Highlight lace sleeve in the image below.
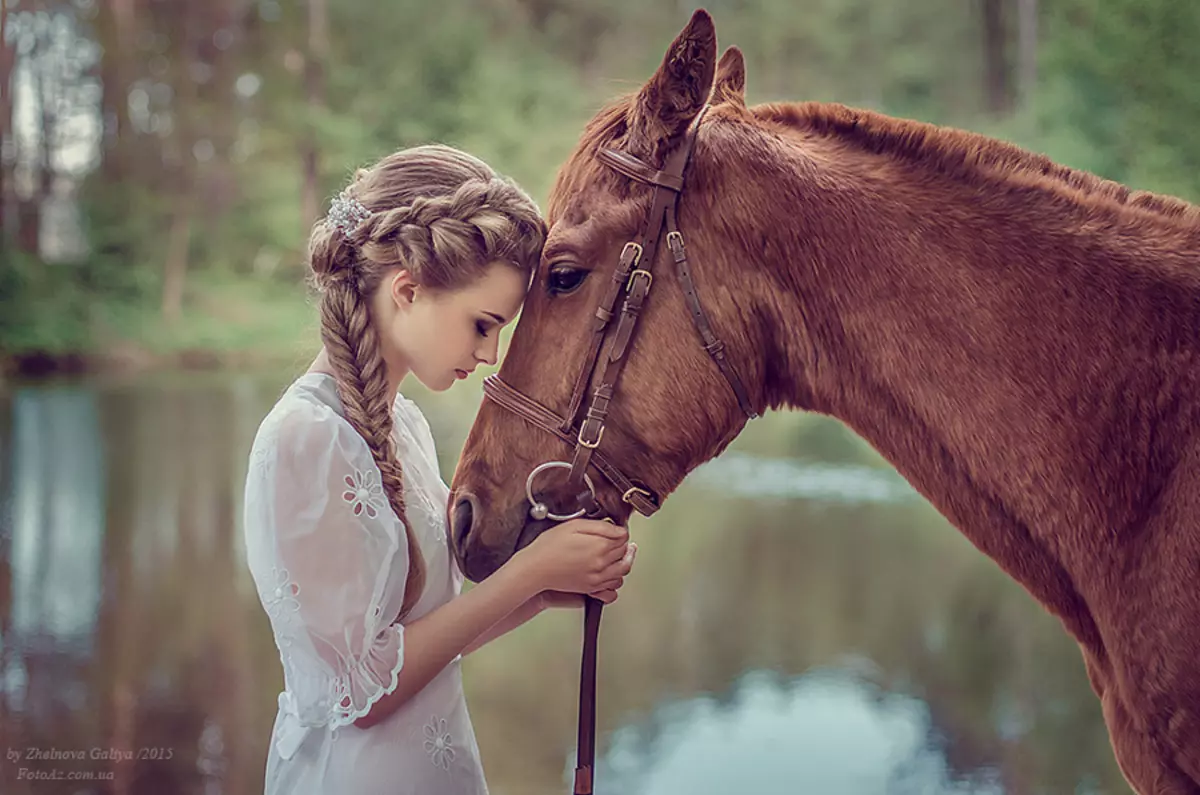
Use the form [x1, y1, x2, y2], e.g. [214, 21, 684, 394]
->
[248, 400, 409, 731]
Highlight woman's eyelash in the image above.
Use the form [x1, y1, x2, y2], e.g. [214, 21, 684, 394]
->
[476, 321, 489, 337]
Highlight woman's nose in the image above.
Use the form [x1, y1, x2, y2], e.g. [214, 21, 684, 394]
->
[477, 339, 499, 366]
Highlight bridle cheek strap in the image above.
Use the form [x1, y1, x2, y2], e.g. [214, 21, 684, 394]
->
[479, 106, 757, 795]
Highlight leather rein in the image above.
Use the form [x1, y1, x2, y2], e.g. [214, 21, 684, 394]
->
[481, 105, 756, 794]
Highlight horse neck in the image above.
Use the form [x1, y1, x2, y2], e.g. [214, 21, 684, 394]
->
[731, 132, 1200, 644]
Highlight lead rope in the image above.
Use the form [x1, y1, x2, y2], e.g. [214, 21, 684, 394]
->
[572, 488, 607, 794]
[574, 596, 602, 794]
[561, 107, 719, 795]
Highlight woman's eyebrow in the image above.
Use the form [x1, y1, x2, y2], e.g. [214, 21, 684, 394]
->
[482, 311, 507, 324]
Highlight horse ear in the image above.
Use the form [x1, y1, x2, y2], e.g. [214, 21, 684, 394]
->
[626, 9, 717, 161]
[712, 46, 746, 107]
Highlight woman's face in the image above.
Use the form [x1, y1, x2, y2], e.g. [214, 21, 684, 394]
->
[377, 261, 528, 392]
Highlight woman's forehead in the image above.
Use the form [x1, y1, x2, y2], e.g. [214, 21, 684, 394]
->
[456, 263, 527, 310]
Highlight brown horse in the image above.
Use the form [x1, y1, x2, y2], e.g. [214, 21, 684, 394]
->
[449, 10, 1200, 792]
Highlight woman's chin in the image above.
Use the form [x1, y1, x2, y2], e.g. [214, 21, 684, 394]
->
[427, 378, 454, 393]
[409, 369, 455, 393]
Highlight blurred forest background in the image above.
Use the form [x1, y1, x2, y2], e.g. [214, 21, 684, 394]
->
[1, 0, 1198, 371]
[3, 5, 1195, 792]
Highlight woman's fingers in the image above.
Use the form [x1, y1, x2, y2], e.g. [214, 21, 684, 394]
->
[575, 520, 629, 542]
[594, 576, 624, 592]
[593, 542, 637, 588]
[594, 562, 628, 584]
[595, 543, 629, 569]
[597, 542, 636, 574]
[589, 588, 619, 604]
[586, 541, 636, 594]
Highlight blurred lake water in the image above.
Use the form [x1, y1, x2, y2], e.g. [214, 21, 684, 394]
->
[0, 371, 1129, 794]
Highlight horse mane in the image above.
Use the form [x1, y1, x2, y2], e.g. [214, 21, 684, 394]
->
[555, 95, 1200, 232]
[757, 101, 1200, 228]
[549, 97, 634, 214]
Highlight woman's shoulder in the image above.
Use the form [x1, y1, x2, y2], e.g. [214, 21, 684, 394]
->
[261, 372, 334, 425]
[251, 373, 365, 464]
[251, 372, 439, 467]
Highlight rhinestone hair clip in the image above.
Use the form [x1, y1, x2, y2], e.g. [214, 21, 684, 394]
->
[326, 189, 373, 235]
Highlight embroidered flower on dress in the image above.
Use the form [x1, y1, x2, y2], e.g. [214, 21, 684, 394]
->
[249, 441, 271, 473]
[405, 482, 446, 543]
[342, 470, 384, 518]
[262, 567, 301, 646]
[423, 716, 456, 770]
[248, 413, 284, 476]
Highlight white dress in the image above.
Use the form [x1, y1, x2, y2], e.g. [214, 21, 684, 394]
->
[243, 372, 488, 795]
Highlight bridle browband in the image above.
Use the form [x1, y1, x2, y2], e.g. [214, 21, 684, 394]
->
[481, 105, 757, 794]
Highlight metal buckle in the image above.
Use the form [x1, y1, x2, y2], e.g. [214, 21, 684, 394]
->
[620, 241, 643, 268]
[578, 423, 604, 449]
[626, 268, 652, 293]
[666, 230, 685, 262]
[621, 485, 652, 504]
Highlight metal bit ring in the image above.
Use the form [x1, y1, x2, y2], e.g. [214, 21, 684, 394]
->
[525, 461, 596, 522]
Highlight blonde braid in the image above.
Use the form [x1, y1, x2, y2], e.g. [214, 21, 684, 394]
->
[307, 144, 546, 619]
[351, 177, 544, 289]
[318, 283, 426, 620]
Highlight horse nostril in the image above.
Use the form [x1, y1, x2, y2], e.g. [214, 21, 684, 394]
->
[451, 493, 477, 551]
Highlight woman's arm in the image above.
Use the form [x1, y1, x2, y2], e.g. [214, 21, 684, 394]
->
[461, 592, 546, 657]
[354, 560, 536, 729]
[461, 579, 630, 657]
[354, 520, 632, 729]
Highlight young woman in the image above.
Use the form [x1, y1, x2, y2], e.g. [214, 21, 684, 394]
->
[243, 144, 636, 795]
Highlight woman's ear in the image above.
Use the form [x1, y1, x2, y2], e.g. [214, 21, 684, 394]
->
[388, 268, 418, 310]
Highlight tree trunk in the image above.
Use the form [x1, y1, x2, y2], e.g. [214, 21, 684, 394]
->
[301, 0, 328, 232]
[207, 0, 242, 222]
[981, 0, 1013, 116]
[1017, 0, 1038, 108]
[13, 12, 48, 256]
[160, 1, 200, 321]
[0, 3, 14, 241]
[161, 190, 192, 322]
[97, 0, 137, 182]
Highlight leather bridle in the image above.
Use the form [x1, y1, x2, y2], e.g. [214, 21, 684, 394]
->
[481, 105, 756, 794]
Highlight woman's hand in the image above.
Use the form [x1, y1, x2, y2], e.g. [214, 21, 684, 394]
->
[539, 543, 636, 609]
[514, 518, 635, 597]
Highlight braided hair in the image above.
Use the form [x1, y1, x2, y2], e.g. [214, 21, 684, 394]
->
[306, 145, 546, 619]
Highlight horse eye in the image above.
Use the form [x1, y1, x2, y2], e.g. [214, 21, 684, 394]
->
[547, 267, 588, 296]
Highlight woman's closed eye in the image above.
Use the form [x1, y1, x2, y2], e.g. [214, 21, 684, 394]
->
[475, 311, 508, 338]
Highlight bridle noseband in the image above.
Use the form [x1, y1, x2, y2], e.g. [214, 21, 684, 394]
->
[481, 106, 756, 794]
